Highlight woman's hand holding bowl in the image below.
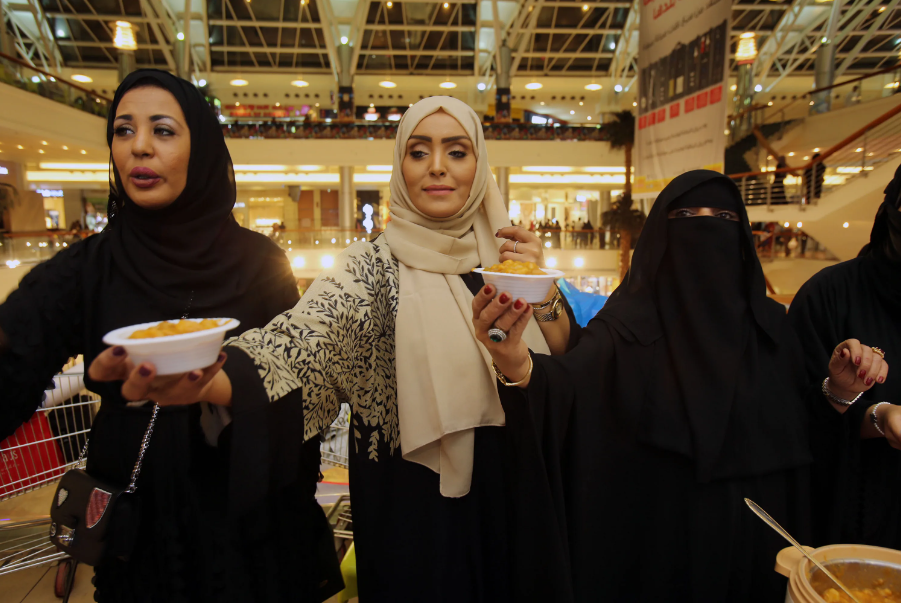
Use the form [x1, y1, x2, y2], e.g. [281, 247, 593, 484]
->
[88, 345, 230, 407]
[496, 226, 544, 266]
[472, 284, 533, 388]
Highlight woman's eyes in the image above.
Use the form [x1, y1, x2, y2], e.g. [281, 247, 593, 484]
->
[409, 149, 427, 159]
[408, 147, 469, 160]
[716, 211, 738, 220]
[113, 125, 174, 137]
[673, 209, 694, 218]
[449, 150, 467, 158]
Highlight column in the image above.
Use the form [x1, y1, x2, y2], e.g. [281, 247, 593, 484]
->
[283, 186, 300, 231]
[337, 44, 354, 122]
[495, 44, 512, 123]
[313, 189, 322, 230]
[118, 52, 135, 83]
[496, 167, 509, 210]
[339, 166, 355, 232]
[810, 44, 836, 114]
[732, 63, 755, 141]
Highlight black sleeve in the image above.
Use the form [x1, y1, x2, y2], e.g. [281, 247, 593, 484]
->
[0, 244, 85, 440]
[264, 245, 301, 316]
[559, 291, 582, 351]
[788, 270, 870, 544]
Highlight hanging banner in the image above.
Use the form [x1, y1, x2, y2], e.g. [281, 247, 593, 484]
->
[633, 0, 731, 197]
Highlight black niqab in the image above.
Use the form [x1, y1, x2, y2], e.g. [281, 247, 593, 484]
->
[596, 170, 806, 481]
[860, 161, 901, 264]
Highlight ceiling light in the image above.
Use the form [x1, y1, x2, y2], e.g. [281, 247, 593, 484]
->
[632, 101, 637, 106]
[38, 149, 44, 154]
[40, 162, 107, 169]
[546, 257, 557, 268]
[767, 101, 773, 106]
[443, 2, 449, 7]
[367, 165, 393, 171]
[813, 148, 820, 152]
[754, 84, 763, 92]
[387, 1, 393, 6]
[292, 256, 306, 268]
[540, 101, 545, 105]
[198, 79, 206, 87]
[62, 145, 68, 150]
[587, 116, 592, 120]
[16, 145, 23, 149]
[803, 156, 809, 160]
[291, 79, 309, 87]
[879, 5, 887, 11]
[843, 222, 850, 228]
[797, 222, 803, 228]
[72, 74, 92, 83]
[585, 83, 602, 91]
[57, 29, 65, 36]
[522, 166, 573, 172]
[579, 101, 583, 106]
[855, 147, 863, 152]
[379, 80, 397, 88]
[340, 36, 348, 44]
[176, 32, 185, 40]
[439, 80, 457, 89]
[725, 129, 730, 135]
[477, 82, 487, 91]
[614, 84, 623, 92]
[41, 141, 47, 145]
[736, 32, 757, 64]
[233, 165, 289, 171]
[80, 150, 86, 154]
[583, 166, 626, 172]
[582, 4, 588, 9]
[525, 82, 543, 90]
[730, 84, 737, 91]
[275, 102, 280, 107]
[321, 255, 335, 268]
[230, 79, 249, 86]
[788, 152, 794, 156]
[369, 103, 374, 107]
[235, 101, 240, 106]
[574, 257, 585, 268]
[609, 42, 616, 50]
[113, 21, 137, 51]
[783, 222, 790, 228]
[31, 76, 40, 83]
[570, 110, 575, 114]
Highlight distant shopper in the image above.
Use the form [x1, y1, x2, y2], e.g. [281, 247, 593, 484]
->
[0, 70, 340, 602]
[771, 156, 788, 203]
[789, 163, 901, 550]
[804, 153, 826, 203]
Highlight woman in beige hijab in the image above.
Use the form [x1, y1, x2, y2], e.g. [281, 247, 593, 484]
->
[89, 97, 578, 602]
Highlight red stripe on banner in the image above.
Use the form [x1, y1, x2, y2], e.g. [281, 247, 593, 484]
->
[656, 108, 666, 123]
[710, 85, 723, 104]
[697, 90, 709, 109]
[685, 96, 696, 114]
[650, 112, 657, 126]
[639, 115, 648, 130]
[670, 103, 680, 118]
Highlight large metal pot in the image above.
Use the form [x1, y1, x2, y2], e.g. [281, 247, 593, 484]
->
[776, 544, 901, 603]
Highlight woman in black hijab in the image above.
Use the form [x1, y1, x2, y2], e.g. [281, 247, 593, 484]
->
[0, 70, 340, 601]
[788, 164, 900, 549]
[472, 170, 812, 602]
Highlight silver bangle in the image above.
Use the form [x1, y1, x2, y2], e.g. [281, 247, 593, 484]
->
[822, 377, 864, 407]
[871, 402, 891, 437]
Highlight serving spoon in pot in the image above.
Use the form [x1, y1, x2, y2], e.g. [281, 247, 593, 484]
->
[744, 498, 861, 603]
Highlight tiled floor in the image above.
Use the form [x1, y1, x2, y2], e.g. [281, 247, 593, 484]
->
[0, 465, 353, 602]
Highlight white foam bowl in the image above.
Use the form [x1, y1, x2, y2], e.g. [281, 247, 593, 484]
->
[473, 268, 565, 304]
[103, 318, 240, 376]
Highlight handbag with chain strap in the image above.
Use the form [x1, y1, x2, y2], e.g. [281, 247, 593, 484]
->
[49, 403, 158, 566]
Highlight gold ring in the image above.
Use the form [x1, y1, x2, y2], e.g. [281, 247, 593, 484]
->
[872, 346, 886, 359]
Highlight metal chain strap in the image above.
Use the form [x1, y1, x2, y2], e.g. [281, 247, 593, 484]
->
[126, 403, 159, 494]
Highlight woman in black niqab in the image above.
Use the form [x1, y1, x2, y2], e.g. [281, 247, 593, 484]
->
[0, 70, 341, 601]
[480, 170, 812, 602]
[789, 162, 901, 549]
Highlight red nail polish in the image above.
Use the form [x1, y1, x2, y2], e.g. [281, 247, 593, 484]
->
[188, 371, 201, 382]
[866, 377, 874, 386]
[112, 346, 126, 357]
[139, 366, 151, 377]
[856, 356, 862, 365]
[499, 294, 510, 304]
[484, 285, 493, 295]
[514, 300, 524, 310]
[878, 376, 885, 383]
[859, 369, 867, 378]
[218, 352, 227, 363]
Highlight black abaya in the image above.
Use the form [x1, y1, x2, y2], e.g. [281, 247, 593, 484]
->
[500, 171, 812, 602]
[788, 164, 901, 548]
[0, 70, 341, 602]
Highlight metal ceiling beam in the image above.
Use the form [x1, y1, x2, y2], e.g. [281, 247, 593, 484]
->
[348, 0, 371, 76]
[46, 11, 200, 22]
[608, 0, 637, 85]
[316, 0, 341, 80]
[139, 0, 177, 71]
[510, 0, 542, 75]
[26, 0, 62, 70]
[835, 0, 901, 76]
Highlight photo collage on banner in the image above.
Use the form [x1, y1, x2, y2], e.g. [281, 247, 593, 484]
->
[634, 0, 732, 196]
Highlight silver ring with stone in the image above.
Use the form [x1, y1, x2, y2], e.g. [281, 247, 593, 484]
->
[512, 241, 518, 254]
[488, 327, 507, 343]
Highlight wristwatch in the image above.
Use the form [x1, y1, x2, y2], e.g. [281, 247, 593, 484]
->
[531, 286, 563, 322]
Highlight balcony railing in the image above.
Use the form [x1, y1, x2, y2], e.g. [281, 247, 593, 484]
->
[730, 100, 901, 206]
[222, 121, 609, 142]
[0, 52, 111, 118]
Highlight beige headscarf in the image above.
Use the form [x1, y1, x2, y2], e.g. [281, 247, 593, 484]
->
[384, 96, 551, 498]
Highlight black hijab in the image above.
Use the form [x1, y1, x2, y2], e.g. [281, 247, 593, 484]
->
[595, 170, 808, 482]
[860, 162, 901, 264]
[105, 69, 264, 312]
[84, 70, 296, 398]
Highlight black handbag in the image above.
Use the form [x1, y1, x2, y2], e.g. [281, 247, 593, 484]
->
[49, 403, 158, 566]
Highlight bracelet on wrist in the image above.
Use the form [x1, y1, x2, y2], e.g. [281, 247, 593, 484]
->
[492, 355, 533, 387]
[871, 402, 891, 437]
[822, 377, 864, 407]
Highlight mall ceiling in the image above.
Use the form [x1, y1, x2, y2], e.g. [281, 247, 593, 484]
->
[2, 0, 900, 89]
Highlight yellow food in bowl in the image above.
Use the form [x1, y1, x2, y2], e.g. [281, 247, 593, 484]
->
[822, 586, 901, 603]
[129, 319, 224, 339]
[482, 260, 545, 276]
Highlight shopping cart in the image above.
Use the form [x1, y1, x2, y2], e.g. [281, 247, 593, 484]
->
[0, 363, 100, 600]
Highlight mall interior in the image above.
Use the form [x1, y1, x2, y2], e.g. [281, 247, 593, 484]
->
[0, 0, 899, 600]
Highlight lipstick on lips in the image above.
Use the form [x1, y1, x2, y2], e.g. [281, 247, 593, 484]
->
[423, 185, 455, 196]
[130, 166, 161, 189]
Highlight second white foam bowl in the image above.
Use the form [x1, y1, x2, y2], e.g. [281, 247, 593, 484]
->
[473, 268, 565, 304]
[103, 318, 240, 376]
